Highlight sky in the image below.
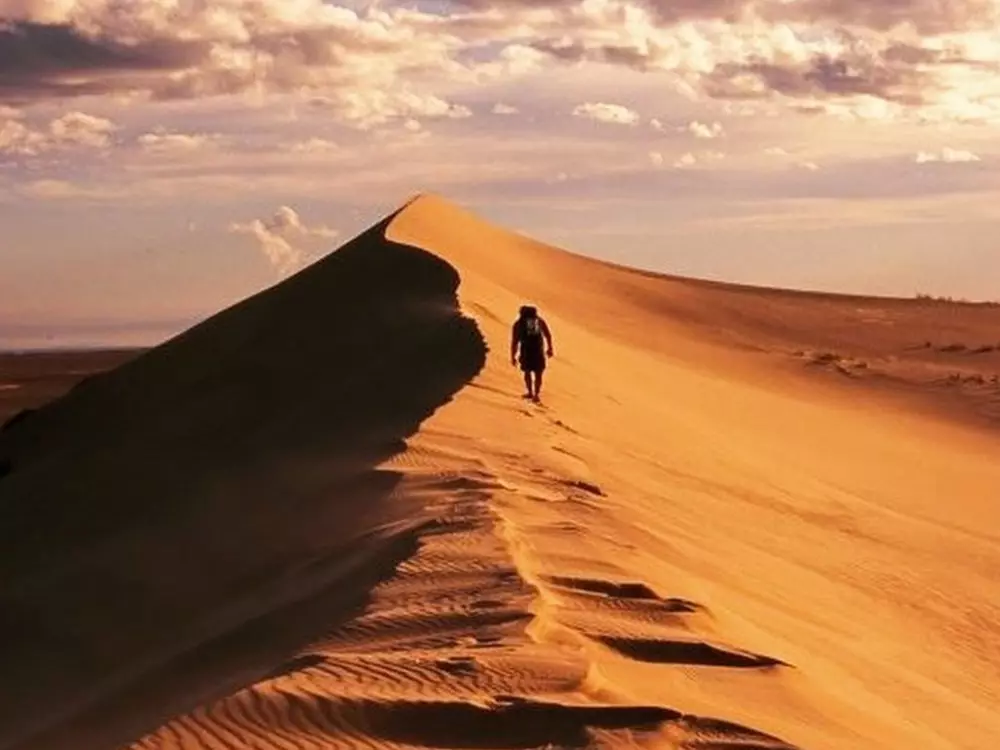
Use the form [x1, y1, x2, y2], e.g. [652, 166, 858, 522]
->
[1, 0, 999, 348]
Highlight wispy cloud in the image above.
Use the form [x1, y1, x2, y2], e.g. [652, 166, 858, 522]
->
[307, 91, 472, 129]
[915, 147, 982, 164]
[288, 137, 339, 153]
[18, 178, 125, 200]
[673, 150, 726, 168]
[137, 129, 218, 153]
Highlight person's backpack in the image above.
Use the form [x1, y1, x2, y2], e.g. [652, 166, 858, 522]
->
[523, 316, 542, 340]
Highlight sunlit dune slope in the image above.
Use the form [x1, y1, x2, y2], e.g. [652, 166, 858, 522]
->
[390, 194, 1000, 426]
[386, 195, 1000, 750]
[2, 194, 998, 750]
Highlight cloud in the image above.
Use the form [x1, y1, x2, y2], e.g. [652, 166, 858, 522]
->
[648, 150, 665, 166]
[448, 0, 1000, 33]
[289, 137, 339, 153]
[308, 90, 472, 129]
[686, 120, 725, 139]
[673, 150, 726, 168]
[778, 0, 1000, 35]
[2, 0, 998, 129]
[137, 129, 216, 153]
[513, 2, 1000, 124]
[915, 147, 981, 164]
[674, 152, 698, 168]
[48, 112, 116, 147]
[20, 179, 83, 199]
[0, 110, 115, 154]
[18, 178, 123, 200]
[0, 2, 472, 128]
[0, 118, 45, 155]
[760, 147, 820, 170]
[572, 102, 641, 125]
[492, 102, 519, 114]
[229, 205, 338, 274]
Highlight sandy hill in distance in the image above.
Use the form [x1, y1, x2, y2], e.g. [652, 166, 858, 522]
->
[0, 193, 998, 750]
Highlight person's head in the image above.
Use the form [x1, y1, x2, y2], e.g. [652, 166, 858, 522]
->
[519, 304, 537, 319]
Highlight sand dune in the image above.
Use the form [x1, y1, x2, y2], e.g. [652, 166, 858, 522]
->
[1, 194, 999, 750]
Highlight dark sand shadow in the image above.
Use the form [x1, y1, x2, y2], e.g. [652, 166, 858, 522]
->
[0, 208, 486, 750]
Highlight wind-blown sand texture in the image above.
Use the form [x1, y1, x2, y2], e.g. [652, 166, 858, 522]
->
[1, 194, 998, 750]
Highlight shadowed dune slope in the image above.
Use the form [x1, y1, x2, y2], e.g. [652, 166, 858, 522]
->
[0, 209, 485, 749]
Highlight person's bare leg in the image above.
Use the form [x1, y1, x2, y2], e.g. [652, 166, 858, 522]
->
[523, 371, 533, 398]
[533, 371, 543, 400]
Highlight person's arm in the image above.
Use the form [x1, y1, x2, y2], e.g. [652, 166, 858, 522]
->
[541, 319, 554, 357]
[510, 323, 519, 365]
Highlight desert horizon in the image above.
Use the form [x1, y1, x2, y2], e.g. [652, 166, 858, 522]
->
[1, 194, 998, 750]
[5, 195, 999, 356]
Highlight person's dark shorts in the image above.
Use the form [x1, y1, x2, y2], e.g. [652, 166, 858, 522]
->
[519, 345, 545, 373]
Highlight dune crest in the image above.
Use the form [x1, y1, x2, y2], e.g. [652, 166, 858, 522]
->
[3, 194, 1000, 750]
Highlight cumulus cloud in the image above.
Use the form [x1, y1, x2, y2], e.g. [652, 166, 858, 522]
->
[1, 0, 999, 139]
[915, 147, 981, 163]
[513, 0, 1000, 124]
[777, 0, 1000, 35]
[572, 102, 641, 125]
[0, 118, 43, 155]
[492, 102, 519, 114]
[48, 112, 116, 147]
[0, 110, 114, 155]
[0, 0, 473, 128]
[229, 205, 338, 274]
[687, 120, 725, 139]
[448, 0, 1000, 32]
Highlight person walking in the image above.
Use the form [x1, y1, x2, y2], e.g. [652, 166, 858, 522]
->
[510, 305, 554, 402]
